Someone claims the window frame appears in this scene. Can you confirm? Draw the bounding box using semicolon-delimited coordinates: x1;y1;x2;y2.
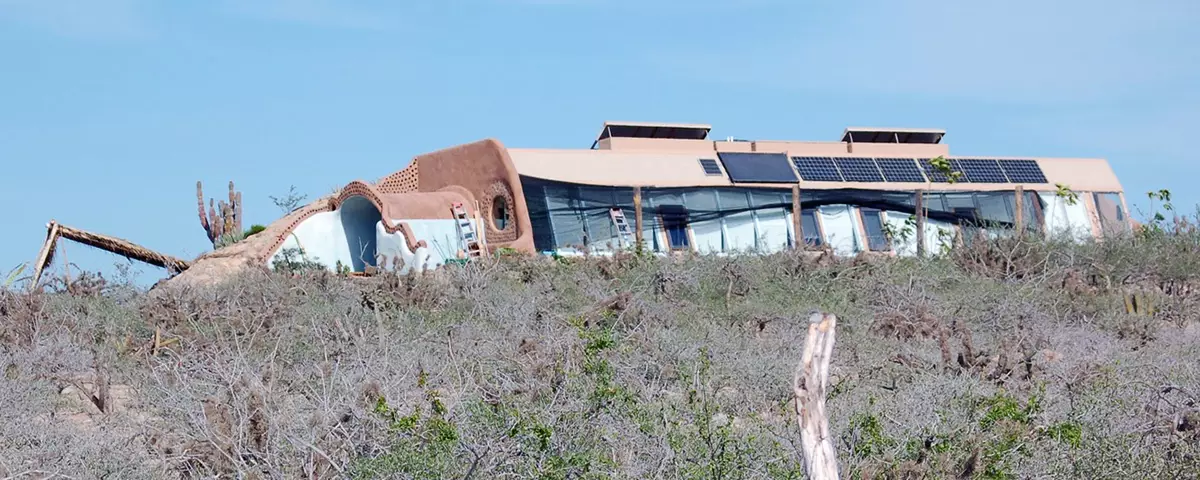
857;207;892;252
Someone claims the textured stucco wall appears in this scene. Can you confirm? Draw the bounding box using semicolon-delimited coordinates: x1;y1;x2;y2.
267;210;353;271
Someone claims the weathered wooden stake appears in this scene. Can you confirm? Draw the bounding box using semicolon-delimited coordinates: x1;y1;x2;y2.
914;190;926;257
792;184;803;249
29;221;62;292
1014;186;1025;235
794;312;840;479
633;186;644;250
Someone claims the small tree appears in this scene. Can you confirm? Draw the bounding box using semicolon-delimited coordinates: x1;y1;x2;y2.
270;185;308;215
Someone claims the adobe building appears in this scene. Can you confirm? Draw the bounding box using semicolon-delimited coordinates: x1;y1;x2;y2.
170;121;1130;284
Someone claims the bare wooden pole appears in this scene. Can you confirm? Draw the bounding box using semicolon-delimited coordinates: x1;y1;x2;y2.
1014;186;1025;235
29;221;62;292
794;312;840;479
915;190;926;257
29;221;191;292
633;186;644;250
792;184;803;249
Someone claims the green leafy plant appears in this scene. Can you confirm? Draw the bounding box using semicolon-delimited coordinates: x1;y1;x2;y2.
1141;189;1176;238
881;215;919;245
271;246;326;274
4;263;26;289
929;156;964;184
243;224;267;238
1054;183;1079;206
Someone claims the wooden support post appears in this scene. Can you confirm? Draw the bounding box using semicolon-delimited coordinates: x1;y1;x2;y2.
794;312;840;480
792;185;803;249
29;221;62;292
914;190;926;257
1014;185;1025;235
633;186;644;250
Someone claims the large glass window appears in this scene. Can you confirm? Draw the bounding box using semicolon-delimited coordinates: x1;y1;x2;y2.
660;205;690;250
545;185;587;249
1094;192;1129;234
860;208;890;251
800;208;823;246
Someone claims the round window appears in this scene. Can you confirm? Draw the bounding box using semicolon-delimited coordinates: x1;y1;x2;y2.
491;196;509;230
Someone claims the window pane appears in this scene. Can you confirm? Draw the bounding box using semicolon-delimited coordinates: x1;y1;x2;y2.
800;209;823;246
720;190;756;251
975;192;1015;226
1094;192;1129;234
546;185;586;249
861;208;889;251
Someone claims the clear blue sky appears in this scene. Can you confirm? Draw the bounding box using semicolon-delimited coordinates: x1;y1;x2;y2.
2;0;1197;284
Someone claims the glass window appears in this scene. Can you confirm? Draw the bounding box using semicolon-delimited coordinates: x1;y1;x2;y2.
974;192;1015;227
860;208;890;251
546;185;587;249
1094;192;1129;234
800;208;823;246
659;205;690;250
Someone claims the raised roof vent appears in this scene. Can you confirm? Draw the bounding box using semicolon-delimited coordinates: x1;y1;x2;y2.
842;127;945;145
592;121;712;149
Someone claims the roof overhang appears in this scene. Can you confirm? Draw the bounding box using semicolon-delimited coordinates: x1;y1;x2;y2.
593;121;712;148
842;127;945;144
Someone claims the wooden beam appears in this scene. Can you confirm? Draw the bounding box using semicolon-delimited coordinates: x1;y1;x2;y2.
914;190;926;257
633;186;644;250
1014;186;1025;235
793;312;840;479
792;185;803;249
29;221;62;292
55;224;192;273
29;221;192;291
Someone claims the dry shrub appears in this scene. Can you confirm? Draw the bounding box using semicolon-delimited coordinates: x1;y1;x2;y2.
1;231;1199;478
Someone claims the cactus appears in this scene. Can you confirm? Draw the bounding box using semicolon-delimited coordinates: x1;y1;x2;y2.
197;180;244;248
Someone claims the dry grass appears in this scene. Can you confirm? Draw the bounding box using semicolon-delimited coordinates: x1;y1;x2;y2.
2;233;1199;479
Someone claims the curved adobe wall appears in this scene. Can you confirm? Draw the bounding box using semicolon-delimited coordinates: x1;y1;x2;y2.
410;139;535;253
333;181;473;224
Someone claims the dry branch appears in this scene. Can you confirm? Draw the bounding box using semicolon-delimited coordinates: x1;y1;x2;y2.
28;221;191;289
793;312;840;479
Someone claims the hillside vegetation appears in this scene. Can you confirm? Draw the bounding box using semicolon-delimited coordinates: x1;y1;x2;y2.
2;232;1199;479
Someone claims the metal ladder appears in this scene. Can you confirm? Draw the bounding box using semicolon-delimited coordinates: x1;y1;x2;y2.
452;202;483;258
609;208;634;247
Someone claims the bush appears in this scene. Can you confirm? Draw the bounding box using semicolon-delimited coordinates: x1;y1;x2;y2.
1;232;1199;478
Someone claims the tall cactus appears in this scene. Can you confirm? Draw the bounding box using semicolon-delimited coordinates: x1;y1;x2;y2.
197;180;243;248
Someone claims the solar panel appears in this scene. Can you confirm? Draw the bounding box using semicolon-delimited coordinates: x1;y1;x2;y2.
875;158;927;182
998;159;1047;183
698;158;723;176
717;152;798;183
919;158;961;183
833;157;884;182
956;159;1008;183
792;157;843;182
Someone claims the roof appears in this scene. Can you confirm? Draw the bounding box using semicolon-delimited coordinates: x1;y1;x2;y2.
842;127;945;144
593;121;712;148
509;148;1122;192
509;148;732;187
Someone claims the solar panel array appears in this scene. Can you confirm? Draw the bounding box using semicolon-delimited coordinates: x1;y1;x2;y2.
717;152;799;183
920;158;1049;184
712;154;1049;185
834;157;885;182
956;159;1008;183
875;158;928;182
698;159;723;176
998;160;1048;183
792;157;843;182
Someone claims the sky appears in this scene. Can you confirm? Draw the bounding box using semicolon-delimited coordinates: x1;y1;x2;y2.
2;0;1198;284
